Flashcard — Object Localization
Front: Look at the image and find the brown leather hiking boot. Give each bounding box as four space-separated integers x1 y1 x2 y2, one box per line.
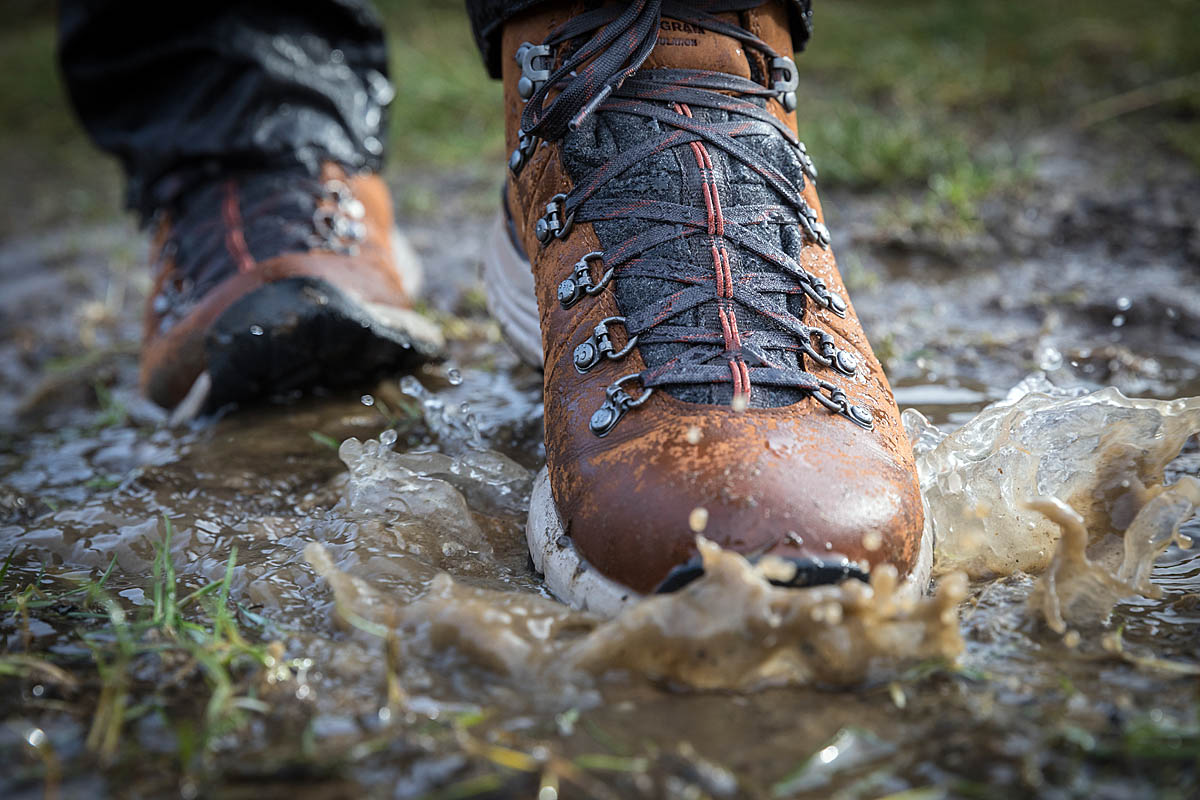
142 162 442 416
484 1 928 614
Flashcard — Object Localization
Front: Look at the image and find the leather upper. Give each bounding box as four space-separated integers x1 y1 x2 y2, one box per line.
501 2 924 593
140 163 411 407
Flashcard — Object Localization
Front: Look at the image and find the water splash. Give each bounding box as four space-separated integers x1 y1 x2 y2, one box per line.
905 374 1200 630
905 375 1200 578
399 375 484 450
1024 481 1197 633
307 537 967 695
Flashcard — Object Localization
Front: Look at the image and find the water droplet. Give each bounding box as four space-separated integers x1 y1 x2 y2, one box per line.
538 787 558 800
378 707 392 722
1038 345 1063 371
1063 630 1081 648
379 429 397 449
399 375 424 397
296 684 312 700
818 745 840 763
731 394 749 412
249 324 264 336
685 426 702 444
361 394 375 407
447 368 463 386
689 507 709 533
26 728 45 747
862 531 883 551
1116 296 1132 311
1112 314 1126 328
31 684 44 697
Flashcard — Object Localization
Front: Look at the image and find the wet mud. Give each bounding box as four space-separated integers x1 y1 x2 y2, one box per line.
2 127 1200 799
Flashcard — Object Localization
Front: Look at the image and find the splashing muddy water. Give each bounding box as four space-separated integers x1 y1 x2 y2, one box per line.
5 132 1200 794
293 376 1198 700
6 360 1200 797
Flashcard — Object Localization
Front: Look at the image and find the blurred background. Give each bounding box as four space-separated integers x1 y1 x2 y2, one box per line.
2 3 1200 797
1 0 1198 431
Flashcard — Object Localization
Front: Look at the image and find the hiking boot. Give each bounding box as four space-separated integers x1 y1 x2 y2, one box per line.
484 1 928 614
141 162 442 416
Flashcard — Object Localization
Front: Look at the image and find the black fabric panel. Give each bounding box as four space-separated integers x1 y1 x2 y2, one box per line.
560 99 813 408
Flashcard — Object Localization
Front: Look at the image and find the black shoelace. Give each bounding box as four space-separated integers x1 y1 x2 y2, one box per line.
511 0 874 436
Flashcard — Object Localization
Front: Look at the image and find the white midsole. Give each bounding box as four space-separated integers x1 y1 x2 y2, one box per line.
525 467 640 617
483 214 544 367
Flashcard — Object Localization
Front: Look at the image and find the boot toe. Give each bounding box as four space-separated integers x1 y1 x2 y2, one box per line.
557 408 924 595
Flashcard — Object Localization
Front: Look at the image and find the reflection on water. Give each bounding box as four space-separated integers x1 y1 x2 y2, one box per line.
3 359 1199 796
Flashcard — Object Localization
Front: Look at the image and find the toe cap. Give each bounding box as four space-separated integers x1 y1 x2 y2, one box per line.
553 403 924 594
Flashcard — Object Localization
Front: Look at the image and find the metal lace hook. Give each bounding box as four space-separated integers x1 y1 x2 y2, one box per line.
574 316 638 373
558 251 614 308
813 380 873 429
589 373 654 437
535 193 575 245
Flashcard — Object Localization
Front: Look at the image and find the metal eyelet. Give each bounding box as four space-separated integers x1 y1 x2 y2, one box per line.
515 42 552 101
324 180 352 204
574 315 637 373
509 129 541 175
796 141 818 182
771 56 799 112
312 208 337 239
535 193 574 245
799 330 857 376
817 332 857 376
589 373 654 437
558 251 613 308
813 380 873 429
799 276 847 318
798 204 832 249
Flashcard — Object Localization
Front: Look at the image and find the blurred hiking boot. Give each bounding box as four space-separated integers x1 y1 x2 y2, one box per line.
141 162 442 416
484 0 928 614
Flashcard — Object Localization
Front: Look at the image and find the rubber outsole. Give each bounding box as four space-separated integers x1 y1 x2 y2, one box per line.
485 215 934 614
201 275 443 411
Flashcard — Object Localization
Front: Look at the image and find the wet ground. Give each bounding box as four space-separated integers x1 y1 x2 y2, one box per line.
2 122 1198 798
4 2 1200 796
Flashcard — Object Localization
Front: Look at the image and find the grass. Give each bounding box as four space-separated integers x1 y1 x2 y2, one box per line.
376 0 507 173
0 518 292 785
0 518 685 797
0 0 1195 235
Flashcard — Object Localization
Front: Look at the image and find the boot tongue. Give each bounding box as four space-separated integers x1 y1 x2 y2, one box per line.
641 14 753 78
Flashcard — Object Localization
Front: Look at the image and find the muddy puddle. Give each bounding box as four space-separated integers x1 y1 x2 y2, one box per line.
3 138 1200 797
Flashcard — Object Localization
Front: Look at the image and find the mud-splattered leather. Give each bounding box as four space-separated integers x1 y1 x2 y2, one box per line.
141 163 410 408
502 3 924 593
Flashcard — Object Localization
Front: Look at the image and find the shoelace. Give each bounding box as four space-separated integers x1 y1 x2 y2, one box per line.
511 0 874 436
152 172 368 330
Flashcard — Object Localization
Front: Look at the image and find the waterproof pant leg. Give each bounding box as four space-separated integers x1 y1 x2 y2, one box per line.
58 0 392 217
58 1 814 217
